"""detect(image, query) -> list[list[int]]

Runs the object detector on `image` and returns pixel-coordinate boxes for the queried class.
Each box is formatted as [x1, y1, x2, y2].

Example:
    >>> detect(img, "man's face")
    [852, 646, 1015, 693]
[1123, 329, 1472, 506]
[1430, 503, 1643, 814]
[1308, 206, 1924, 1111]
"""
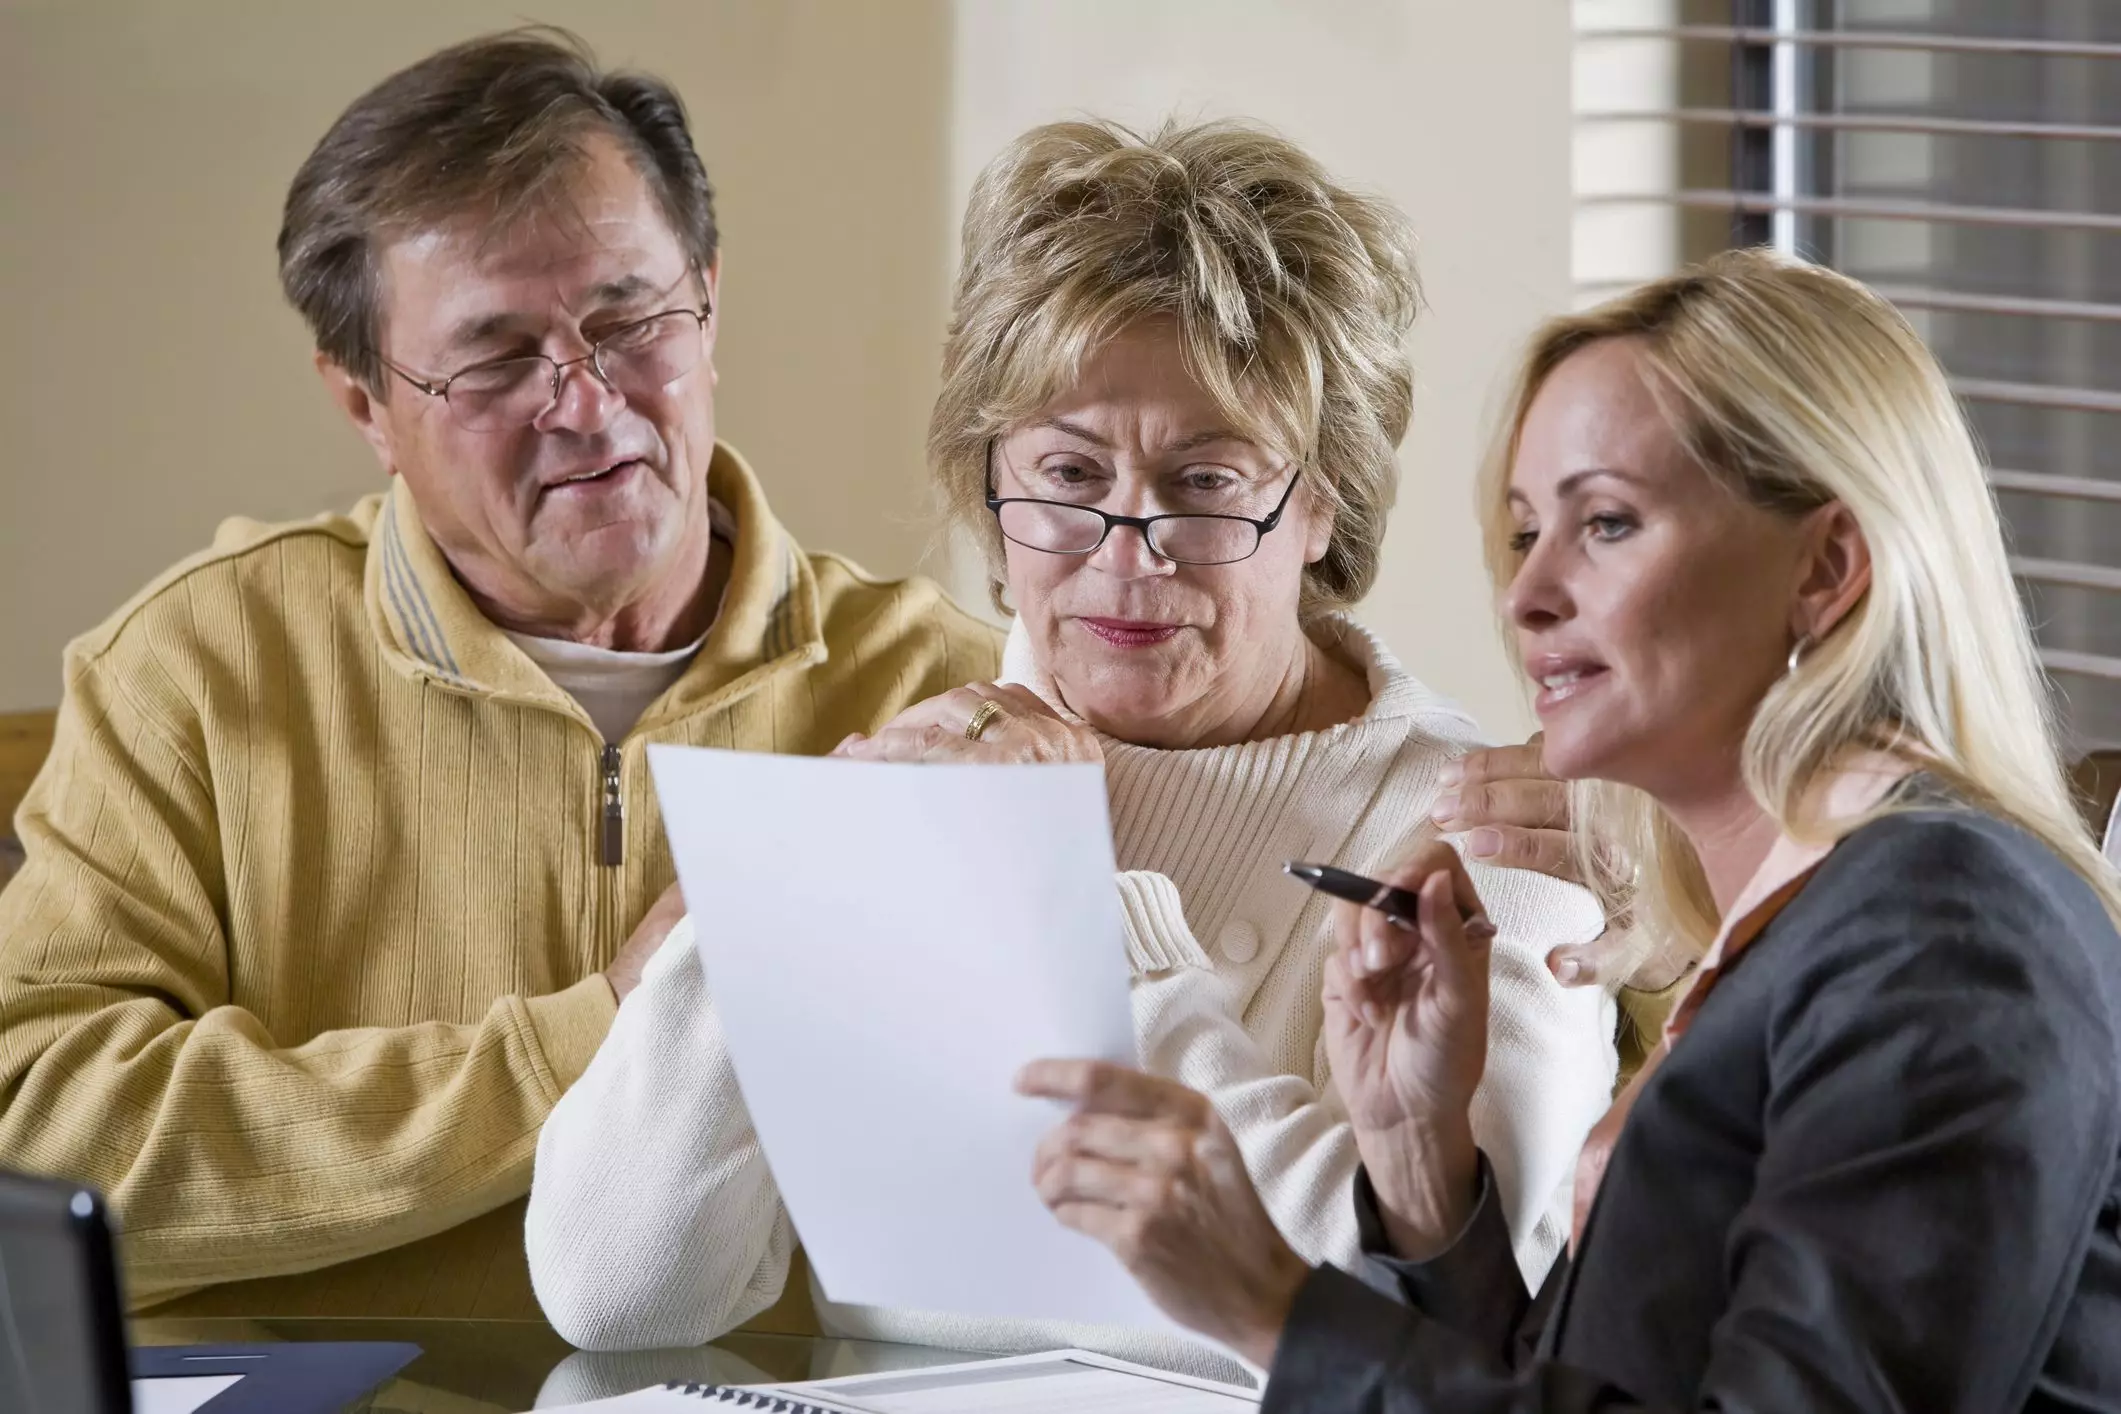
[326, 130, 721, 639]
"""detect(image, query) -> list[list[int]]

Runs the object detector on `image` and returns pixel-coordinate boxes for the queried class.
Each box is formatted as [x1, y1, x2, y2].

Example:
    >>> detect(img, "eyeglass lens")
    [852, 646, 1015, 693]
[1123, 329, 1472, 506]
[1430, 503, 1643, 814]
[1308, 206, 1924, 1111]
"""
[993, 501, 1262, 565]
[443, 311, 705, 430]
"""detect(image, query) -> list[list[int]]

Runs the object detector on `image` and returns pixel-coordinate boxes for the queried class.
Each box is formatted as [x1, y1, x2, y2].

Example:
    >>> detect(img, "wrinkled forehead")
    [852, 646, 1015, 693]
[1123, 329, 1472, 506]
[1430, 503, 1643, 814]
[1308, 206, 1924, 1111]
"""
[996, 313, 1305, 464]
[374, 139, 692, 356]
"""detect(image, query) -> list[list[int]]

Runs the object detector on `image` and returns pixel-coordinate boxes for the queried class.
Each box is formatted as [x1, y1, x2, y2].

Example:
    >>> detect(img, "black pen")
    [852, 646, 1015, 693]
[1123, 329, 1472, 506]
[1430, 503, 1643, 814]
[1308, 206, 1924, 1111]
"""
[1284, 861, 1497, 941]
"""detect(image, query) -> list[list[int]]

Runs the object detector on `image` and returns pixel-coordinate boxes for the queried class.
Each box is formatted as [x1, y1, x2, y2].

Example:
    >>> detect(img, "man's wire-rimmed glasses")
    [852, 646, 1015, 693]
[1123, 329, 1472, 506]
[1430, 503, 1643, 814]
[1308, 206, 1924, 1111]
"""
[379, 291, 713, 431]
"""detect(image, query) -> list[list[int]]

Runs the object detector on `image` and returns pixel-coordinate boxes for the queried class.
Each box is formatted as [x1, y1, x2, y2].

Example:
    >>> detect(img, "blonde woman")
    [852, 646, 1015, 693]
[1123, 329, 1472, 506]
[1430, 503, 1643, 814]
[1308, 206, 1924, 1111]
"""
[526, 119, 1618, 1374]
[1021, 250, 2121, 1407]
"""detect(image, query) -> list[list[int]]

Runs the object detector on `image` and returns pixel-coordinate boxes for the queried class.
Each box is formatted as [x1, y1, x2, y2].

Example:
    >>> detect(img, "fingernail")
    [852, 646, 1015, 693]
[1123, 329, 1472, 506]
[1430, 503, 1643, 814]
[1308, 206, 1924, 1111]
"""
[1364, 937, 1387, 972]
[1552, 956, 1583, 983]
[1467, 827, 1502, 858]
[1429, 791, 1459, 824]
[1438, 761, 1462, 787]
[1463, 914, 1497, 943]
[1385, 913, 1417, 932]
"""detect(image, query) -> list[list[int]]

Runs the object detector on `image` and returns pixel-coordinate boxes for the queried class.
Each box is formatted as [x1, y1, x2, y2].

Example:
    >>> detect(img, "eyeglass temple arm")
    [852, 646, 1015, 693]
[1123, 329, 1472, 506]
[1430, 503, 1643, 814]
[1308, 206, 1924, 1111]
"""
[380, 360, 445, 398]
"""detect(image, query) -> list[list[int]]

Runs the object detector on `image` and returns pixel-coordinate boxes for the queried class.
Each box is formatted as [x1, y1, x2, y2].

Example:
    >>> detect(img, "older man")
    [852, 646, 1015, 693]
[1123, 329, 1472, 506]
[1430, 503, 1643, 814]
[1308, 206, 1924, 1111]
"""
[0, 29, 998, 1318]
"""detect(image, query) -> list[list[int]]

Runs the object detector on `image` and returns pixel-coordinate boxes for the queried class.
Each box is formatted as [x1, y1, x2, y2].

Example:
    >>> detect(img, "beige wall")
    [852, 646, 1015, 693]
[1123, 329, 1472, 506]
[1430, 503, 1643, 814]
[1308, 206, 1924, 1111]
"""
[3, 1, 1572, 737]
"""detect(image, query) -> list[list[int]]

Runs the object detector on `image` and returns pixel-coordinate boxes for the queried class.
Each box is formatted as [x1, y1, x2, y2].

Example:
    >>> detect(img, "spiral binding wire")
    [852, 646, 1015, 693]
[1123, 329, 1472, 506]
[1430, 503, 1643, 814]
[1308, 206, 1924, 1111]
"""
[663, 1380, 840, 1412]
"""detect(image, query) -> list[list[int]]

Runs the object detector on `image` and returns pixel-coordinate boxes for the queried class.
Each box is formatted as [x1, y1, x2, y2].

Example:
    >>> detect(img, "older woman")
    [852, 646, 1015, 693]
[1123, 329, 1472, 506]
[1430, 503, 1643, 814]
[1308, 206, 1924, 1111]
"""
[1023, 250, 2121, 1407]
[524, 118, 1616, 1372]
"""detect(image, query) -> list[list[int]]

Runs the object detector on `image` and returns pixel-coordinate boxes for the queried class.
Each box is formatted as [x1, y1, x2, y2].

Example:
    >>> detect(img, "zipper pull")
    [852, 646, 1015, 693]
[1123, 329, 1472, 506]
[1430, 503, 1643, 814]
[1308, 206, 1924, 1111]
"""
[600, 744, 625, 868]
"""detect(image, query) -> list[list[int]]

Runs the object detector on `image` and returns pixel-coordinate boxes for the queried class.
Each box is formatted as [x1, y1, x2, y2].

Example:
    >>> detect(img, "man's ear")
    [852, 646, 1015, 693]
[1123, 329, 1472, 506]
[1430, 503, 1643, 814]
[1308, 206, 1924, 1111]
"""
[698, 252, 723, 368]
[316, 351, 397, 475]
[1793, 500, 1872, 644]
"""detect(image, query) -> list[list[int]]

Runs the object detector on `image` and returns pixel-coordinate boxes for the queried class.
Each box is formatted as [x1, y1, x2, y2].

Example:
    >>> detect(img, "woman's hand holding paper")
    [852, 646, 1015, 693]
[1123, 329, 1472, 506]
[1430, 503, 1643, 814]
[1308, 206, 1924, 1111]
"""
[1013, 1059, 1308, 1370]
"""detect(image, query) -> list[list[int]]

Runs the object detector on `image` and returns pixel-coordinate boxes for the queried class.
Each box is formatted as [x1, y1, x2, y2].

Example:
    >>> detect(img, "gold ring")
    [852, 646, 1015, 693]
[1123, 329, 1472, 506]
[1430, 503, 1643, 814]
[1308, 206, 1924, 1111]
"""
[964, 699, 1005, 742]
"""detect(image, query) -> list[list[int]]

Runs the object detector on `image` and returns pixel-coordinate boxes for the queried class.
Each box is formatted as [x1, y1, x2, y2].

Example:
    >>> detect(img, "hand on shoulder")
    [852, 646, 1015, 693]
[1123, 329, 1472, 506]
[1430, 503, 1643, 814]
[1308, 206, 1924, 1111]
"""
[1430, 733, 1578, 882]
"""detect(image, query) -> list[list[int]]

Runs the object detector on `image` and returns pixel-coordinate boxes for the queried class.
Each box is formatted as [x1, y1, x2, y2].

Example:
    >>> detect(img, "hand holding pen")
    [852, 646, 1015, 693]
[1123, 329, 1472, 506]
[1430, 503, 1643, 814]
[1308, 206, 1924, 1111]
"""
[1285, 842, 1494, 1075]
[1285, 843, 1492, 1256]
[1284, 861, 1497, 945]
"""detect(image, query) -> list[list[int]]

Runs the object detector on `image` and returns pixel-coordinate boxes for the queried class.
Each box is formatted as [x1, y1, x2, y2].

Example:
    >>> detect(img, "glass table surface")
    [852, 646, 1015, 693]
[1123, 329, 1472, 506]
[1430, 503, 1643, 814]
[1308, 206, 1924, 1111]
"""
[130, 1317, 988, 1414]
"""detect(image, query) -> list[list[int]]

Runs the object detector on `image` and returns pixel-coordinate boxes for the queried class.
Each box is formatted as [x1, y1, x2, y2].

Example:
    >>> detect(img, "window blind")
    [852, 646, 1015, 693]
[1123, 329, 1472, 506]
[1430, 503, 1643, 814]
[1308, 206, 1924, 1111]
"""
[1574, 1, 2121, 756]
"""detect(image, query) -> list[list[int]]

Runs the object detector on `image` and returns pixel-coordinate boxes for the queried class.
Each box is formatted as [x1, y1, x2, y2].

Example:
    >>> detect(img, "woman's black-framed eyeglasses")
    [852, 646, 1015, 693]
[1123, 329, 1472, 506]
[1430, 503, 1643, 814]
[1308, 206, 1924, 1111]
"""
[984, 443, 1303, 567]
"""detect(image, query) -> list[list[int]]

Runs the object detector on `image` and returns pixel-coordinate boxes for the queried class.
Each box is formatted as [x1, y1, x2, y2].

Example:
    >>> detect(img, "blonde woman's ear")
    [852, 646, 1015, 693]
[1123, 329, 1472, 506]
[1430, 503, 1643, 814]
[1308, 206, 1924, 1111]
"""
[1793, 501, 1873, 645]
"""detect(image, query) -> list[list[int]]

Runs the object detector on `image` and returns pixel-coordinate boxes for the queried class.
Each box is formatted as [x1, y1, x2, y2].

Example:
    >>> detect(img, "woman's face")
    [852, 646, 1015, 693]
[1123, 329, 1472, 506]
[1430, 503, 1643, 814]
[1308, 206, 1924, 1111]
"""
[996, 319, 1333, 748]
[1503, 338, 1821, 802]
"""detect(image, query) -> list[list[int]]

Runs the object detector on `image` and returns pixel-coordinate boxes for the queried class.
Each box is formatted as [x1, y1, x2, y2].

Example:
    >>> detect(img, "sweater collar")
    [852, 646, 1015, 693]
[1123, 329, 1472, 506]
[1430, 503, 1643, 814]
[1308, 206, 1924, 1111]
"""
[998, 611, 1476, 745]
[364, 440, 823, 727]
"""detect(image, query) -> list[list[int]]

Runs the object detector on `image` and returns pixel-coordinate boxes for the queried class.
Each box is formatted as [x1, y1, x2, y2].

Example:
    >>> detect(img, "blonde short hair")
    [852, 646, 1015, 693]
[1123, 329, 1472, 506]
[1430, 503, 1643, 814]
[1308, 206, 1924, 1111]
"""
[930, 118, 1420, 614]
[1478, 249, 2121, 972]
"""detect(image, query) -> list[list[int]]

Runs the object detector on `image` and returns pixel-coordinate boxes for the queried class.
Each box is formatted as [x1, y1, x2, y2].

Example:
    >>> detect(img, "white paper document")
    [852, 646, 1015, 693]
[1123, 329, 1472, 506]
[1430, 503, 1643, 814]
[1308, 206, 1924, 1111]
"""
[648, 748, 1173, 1336]
[129, 1374, 245, 1414]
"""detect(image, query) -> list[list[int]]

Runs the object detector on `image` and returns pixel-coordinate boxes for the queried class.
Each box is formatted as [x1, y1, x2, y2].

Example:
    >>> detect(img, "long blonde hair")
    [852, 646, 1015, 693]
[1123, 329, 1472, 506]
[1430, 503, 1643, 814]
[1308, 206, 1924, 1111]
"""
[1478, 249, 2121, 965]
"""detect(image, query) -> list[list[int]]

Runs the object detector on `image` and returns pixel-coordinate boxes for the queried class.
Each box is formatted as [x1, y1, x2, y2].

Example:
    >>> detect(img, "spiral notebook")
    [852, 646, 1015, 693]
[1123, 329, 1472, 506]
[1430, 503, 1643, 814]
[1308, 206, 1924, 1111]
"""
[534, 1349, 1261, 1414]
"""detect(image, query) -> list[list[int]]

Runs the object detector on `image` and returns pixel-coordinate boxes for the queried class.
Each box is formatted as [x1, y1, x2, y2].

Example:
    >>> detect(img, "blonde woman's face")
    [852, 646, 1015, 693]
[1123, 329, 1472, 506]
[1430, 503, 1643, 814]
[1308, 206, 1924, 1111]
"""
[1503, 339, 1814, 799]
[994, 319, 1333, 748]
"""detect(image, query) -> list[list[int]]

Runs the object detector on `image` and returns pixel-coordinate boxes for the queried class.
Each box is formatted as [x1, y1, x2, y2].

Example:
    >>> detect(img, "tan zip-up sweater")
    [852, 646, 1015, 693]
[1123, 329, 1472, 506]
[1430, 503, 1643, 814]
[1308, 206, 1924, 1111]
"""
[0, 444, 1000, 1317]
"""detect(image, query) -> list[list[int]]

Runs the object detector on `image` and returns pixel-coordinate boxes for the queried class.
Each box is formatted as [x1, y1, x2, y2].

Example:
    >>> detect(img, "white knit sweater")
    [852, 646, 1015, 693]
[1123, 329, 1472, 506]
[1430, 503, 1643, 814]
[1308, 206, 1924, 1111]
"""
[526, 616, 1616, 1375]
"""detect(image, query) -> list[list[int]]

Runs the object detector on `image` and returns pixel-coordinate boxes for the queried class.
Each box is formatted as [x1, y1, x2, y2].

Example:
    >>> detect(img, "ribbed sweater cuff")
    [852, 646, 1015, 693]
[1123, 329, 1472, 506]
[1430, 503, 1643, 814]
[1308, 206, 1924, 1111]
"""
[521, 975, 619, 1098]
[1115, 871, 1213, 976]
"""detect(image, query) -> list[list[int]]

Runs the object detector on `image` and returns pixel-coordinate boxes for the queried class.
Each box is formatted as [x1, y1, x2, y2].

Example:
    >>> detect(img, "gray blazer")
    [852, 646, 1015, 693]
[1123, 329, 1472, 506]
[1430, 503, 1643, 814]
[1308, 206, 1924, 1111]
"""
[1265, 807, 2121, 1411]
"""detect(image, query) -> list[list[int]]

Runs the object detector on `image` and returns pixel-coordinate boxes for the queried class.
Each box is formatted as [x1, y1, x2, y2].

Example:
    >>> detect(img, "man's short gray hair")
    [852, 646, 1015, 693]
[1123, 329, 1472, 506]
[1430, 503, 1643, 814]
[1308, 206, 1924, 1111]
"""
[278, 26, 718, 392]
